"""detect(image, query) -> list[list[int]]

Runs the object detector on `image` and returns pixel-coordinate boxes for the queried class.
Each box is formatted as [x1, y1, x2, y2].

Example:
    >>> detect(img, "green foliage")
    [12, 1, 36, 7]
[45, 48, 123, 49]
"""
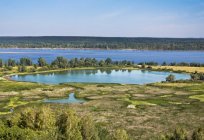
[80, 116, 100, 140]
[17, 107, 55, 131]
[191, 72, 204, 81]
[38, 66, 49, 71]
[0, 80, 43, 92]
[98, 60, 105, 67]
[192, 128, 204, 140]
[20, 58, 33, 66]
[7, 59, 16, 67]
[4, 66, 13, 71]
[56, 111, 82, 140]
[0, 59, 3, 67]
[51, 56, 69, 68]
[0, 106, 119, 140]
[38, 57, 47, 67]
[105, 58, 112, 65]
[161, 128, 204, 140]
[161, 128, 187, 140]
[0, 37, 204, 50]
[18, 65, 27, 72]
[111, 129, 130, 140]
[28, 67, 36, 72]
[166, 74, 175, 82]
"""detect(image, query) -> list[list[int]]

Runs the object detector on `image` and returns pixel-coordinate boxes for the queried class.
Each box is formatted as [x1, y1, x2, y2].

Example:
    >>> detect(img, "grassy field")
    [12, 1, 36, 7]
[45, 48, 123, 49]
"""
[0, 67, 204, 139]
[1, 80, 202, 139]
[152, 65, 204, 73]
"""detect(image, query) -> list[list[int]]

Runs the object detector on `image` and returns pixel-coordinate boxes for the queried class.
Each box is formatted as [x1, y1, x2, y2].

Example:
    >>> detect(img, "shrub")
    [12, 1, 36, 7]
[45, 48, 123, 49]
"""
[192, 128, 204, 140]
[111, 129, 130, 140]
[191, 72, 204, 81]
[166, 74, 175, 82]
[18, 66, 27, 72]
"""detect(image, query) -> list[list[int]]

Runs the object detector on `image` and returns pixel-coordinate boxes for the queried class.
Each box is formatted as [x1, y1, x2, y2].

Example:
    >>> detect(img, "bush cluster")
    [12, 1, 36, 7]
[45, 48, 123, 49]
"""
[0, 106, 130, 140]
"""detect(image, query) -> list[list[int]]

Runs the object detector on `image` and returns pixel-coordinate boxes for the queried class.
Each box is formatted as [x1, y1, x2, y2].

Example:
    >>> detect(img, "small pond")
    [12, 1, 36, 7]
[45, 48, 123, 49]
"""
[11, 69, 190, 85]
[44, 93, 85, 104]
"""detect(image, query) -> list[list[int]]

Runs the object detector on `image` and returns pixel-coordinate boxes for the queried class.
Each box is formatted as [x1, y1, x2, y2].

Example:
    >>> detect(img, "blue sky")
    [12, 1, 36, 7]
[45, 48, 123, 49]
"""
[0, 0, 204, 37]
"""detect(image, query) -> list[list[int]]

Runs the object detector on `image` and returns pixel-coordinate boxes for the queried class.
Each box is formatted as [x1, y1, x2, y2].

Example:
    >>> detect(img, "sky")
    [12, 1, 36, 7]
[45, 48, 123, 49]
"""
[0, 0, 204, 37]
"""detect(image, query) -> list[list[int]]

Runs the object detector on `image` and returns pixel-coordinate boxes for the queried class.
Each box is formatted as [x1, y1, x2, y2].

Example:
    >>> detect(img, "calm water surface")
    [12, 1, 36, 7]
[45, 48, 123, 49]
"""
[44, 93, 85, 104]
[11, 69, 190, 84]
[0, 49, 204, 64]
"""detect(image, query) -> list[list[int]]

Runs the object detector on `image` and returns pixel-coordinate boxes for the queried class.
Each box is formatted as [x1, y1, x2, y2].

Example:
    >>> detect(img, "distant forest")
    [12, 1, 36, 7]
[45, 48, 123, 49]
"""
[0, 36, 204, 50]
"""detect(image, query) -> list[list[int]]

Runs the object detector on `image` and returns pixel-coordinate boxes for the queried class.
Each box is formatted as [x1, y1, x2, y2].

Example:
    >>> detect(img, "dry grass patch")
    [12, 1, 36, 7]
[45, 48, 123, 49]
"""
[153, 66, 204, 73]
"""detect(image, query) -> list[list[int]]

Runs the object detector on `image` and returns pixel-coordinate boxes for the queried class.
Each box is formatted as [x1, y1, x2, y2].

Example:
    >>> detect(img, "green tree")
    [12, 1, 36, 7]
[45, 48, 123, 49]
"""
[38, 57, 47, 67]
[20, 58, 33, 66]
[0, 59, 3, 67]
[51, 57, 68, 68]
[7, 59, 16, 67]
[105, 58, 112, 65]
[91, 58, 98, 67]
[99, 60, 105, 67]
[166, 74, 175, 82]
[18, 65, 27, 72]
[84, 58, 92, 67]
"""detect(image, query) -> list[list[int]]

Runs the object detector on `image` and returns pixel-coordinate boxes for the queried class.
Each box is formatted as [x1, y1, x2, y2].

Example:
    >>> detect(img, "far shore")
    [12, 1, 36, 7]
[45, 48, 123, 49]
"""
[0, 47, 204, 51]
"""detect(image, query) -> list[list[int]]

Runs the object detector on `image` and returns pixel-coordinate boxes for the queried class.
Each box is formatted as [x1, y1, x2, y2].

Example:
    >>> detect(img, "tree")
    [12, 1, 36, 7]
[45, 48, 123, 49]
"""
[38, 57, 47, 67]
[84, 58, 92, 67]
[105, 58, 112, 65]
[51, 57, 68, 68]
[18, 65, 27, 72]
[20, 58, 33, 66]
[0, 59, 3, 68]
[99, 60, 105, 67]
[7, 59, 16, 67]
[166, 74, 175, 82]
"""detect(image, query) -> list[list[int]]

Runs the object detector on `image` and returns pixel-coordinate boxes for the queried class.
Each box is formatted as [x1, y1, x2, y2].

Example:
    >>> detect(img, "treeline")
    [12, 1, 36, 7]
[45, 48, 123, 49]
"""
[0, 57, 134, 72]
[0, 37, 204, 50]
[0, 106, 130, 140]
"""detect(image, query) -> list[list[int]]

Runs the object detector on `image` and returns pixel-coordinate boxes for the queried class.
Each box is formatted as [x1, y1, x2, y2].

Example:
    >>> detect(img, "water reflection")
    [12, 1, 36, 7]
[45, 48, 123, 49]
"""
[11, 69, 190, 85]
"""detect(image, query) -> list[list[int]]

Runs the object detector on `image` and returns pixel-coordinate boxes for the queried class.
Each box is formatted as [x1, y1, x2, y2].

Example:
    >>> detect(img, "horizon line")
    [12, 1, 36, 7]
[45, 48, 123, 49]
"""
[0, 36, 204, 39]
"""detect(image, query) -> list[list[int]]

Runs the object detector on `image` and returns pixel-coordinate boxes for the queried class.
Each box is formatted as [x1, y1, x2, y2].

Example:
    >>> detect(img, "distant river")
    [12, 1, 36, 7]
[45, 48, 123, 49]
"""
[0, 48, 204, 64]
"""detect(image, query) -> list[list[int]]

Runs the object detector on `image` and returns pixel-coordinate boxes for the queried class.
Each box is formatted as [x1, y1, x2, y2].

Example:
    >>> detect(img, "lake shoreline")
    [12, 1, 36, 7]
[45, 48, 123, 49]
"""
[8, 68, 190, 85]
[1, 47, 204, 51]
[1, 66, 195, 83]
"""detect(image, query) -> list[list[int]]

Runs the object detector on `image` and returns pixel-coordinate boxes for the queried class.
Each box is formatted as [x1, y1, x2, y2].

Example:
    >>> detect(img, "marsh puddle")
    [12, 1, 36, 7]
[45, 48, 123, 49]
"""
[44, 93, 85, 104]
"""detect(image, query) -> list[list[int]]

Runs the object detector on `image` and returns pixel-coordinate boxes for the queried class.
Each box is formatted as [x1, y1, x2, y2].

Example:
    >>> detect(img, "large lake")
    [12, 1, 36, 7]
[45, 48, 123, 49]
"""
[11, 69, 190, 84]
[0, 49, 204, 64]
